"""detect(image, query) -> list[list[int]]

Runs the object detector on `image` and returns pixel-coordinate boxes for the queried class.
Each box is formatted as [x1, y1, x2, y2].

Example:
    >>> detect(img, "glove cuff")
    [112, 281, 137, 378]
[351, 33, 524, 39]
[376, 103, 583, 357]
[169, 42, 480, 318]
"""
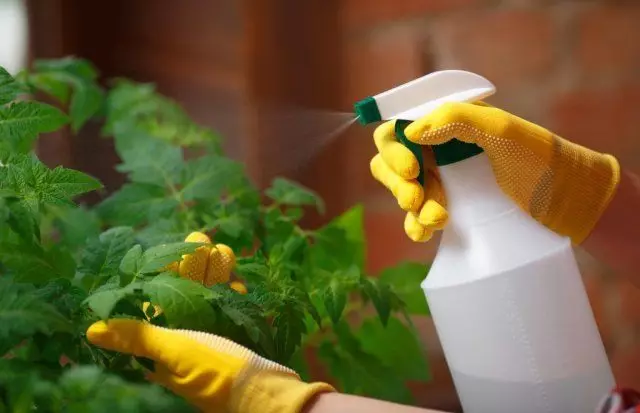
[232, 371, 335, 413]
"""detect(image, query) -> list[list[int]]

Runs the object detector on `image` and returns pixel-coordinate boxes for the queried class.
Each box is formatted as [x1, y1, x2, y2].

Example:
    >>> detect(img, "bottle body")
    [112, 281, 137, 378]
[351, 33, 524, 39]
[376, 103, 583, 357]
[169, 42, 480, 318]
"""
[422, 153, 614, 413]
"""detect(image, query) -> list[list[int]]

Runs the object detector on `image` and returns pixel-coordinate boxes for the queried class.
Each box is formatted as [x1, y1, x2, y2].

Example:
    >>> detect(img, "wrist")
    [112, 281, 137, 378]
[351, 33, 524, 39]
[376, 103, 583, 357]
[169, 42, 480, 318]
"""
[232, 372, 335, 413]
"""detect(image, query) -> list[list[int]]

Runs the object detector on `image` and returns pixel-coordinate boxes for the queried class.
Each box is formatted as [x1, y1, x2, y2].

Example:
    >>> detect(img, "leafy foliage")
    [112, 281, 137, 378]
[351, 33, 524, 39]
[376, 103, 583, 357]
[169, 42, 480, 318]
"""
[0, 57, 433, 411]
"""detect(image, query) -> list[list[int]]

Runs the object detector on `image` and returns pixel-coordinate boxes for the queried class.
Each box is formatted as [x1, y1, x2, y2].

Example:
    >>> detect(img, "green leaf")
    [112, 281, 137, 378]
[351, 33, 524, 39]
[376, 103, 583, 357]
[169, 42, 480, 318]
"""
[48, 204, 101, 250]
[0, 66, 22, 105]
[112, 128, 182, 187]
[323, 279, 348, 325]
[179, 155, 243, 201]
[0, 278, 72, 355]
[318, 323, 414, 404]
[138, 242, 203, 273]
[143, 273, 216, 330]
[32, 278, 88, 322]
[84, 286, 134, 320]
[77, 227, 136, 289]
[0, 101, 68, 153]
[378, 261, 430, 315]
[135, 217, 188, 247]
[272, 299, 306, 364]
[30, 57, 103, 131]
[265, 177, 325, 213]
[0, 153, 102, 215]
[97, 183, 178, 226]
[0, 241, 76, 283]
[357, 317, 430, 381]
[360, 277, 393, 326]
[119, 244, 144, 279]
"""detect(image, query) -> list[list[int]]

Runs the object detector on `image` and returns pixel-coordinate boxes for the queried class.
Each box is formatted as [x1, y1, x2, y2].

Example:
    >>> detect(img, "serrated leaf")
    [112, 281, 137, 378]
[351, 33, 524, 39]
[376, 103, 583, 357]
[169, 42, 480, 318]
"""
[77, 227, 136, 289]
[139, 242, 202, 273]
[179, 155, 243, 201]
[265, 177, 325, 213]
[360, 277, 392, 326]
[0, 153, 102, 215]
[0, 101, 68, 153]
[113, 127, 182, 187]
[32, 278, 88, 321]
[318, 322, 414, 404]
[273, 300, 306, 364]
[144, 273, 216, 330]
[0, 66, 22, 105]
[378, 261, 430, 315]
[0, 278, 72, 355]
[97, 183, 178, 226]
[357, 317, 430, 382]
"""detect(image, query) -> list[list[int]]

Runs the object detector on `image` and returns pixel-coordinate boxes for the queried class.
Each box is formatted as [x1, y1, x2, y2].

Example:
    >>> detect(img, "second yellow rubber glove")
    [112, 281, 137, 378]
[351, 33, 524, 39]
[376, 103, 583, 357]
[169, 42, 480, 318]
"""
[87, 319, 335, 413]
[370, 102, 620, 245]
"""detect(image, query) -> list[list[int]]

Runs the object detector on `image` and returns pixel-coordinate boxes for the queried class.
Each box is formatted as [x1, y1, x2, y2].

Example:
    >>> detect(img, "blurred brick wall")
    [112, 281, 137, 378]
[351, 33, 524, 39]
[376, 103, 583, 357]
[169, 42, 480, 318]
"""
[337, 0, 640, 410]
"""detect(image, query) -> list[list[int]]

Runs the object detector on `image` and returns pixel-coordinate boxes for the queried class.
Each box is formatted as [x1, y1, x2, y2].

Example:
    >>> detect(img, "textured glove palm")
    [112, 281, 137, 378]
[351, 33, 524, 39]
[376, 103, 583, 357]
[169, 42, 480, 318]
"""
[370, 102, 620, 244]
[86, 319, 334, 413]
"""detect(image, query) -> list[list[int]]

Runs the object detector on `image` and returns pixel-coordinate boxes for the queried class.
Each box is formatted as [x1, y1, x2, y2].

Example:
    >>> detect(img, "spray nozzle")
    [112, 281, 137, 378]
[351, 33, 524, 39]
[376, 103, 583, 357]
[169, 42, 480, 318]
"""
[353, 70, 496, 181]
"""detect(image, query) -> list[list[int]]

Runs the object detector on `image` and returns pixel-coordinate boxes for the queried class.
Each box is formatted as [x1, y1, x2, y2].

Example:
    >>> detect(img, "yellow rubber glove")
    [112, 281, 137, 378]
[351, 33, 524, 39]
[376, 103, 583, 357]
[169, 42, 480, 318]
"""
[86, 319, 335, 413]
[370, 102, 621, 245]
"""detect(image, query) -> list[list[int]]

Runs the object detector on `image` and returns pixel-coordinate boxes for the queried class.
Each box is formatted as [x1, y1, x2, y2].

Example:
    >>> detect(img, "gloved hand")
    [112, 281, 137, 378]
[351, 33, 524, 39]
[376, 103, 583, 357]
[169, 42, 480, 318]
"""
[86, 319, 335, 413]
[370, 102, 621, 244]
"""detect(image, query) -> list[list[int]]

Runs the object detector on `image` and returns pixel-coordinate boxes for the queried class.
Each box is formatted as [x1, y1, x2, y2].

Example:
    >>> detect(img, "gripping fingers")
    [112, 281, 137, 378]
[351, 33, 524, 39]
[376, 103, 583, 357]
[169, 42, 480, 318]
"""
[370, 154, 424, 212]
[404, 212, 433, 242]
[373, 121, 421, 179]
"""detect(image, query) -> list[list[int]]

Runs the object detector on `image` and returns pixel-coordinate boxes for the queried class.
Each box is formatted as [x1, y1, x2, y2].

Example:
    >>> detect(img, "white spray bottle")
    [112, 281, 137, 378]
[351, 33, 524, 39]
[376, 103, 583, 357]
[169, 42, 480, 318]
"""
[354, 70, 615, 413]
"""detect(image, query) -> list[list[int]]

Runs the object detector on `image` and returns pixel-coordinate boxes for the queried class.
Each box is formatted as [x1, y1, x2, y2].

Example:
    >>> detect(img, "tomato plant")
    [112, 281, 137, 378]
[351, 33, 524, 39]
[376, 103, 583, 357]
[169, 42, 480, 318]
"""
[0, 57, 432, 412]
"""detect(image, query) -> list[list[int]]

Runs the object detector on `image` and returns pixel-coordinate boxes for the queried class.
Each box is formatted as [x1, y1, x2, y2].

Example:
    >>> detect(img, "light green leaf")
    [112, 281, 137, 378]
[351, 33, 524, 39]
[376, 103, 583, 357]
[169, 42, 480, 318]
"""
[357, 317, 430, 381]
[139, 242, 203, 273]
[144, 273, 216, 330]
[135, 217, 188, 248]
[97, 183, 178, 226]
[265, 177, 325, 213]
[0, 153, 102, 215]
[378, 261, 430, 315]
[0, 101, 68, 153]
[113, 127, 182, 187]
[84, 284, 136, 320]
[179, 155, 243, 201]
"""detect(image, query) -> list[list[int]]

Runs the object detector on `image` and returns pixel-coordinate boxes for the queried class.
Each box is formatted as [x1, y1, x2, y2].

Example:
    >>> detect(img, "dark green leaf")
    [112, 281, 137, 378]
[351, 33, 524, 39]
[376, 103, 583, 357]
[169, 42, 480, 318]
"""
[0, 66, 22, 105]
[135, 217, 188, 248]
[323, 279, 347, 325]
[272, 299, 306, 364]
[139, 242, 202, 273]
[0, 278, 72, 355]
[32, 278, 87, 321]
[360, 277, 392, 326]
[0, 241, 75, 283]
[97, 183, 178, 226]
[357, 317, 430, 381]
[265, 177, 325, 213]
[77, 227, 136, 289]
[378, 261, 430, 315]
[48, 204, 101, 250]
[0, 101, 68, 153]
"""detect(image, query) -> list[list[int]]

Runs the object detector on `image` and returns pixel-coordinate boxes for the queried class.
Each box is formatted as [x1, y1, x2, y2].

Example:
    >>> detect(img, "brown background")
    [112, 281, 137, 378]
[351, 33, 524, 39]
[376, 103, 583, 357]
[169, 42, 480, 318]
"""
[25, 0, 640, 411]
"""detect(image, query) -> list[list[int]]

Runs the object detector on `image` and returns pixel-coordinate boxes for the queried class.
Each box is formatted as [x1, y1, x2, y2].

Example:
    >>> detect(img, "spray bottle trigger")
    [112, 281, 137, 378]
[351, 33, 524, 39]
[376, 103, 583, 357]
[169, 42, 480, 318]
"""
[395, 119, 425, 187]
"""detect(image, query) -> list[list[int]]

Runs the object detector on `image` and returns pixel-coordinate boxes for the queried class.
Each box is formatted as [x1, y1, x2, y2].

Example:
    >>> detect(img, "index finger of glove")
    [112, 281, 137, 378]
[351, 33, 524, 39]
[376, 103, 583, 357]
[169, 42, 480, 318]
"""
[373, 120, 421, 180]
[86, 319, 193, 369]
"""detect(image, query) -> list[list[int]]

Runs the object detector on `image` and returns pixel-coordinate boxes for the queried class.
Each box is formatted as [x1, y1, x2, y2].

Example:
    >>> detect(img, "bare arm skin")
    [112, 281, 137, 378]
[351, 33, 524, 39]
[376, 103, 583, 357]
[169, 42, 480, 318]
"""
[582, 169, 640, 285]
[303, 392, 449, 413]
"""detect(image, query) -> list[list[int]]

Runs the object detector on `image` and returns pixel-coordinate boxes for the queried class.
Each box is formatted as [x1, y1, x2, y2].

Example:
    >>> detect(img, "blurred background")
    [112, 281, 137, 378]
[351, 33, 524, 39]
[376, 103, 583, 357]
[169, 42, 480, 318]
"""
[2, 0, 639, 410]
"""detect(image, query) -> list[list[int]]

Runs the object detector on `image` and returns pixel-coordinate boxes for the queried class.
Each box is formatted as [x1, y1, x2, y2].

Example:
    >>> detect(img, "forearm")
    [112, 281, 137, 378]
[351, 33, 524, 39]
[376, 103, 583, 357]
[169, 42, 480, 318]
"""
[583, 168, 640, 284]
[303, 392, 449, 413]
